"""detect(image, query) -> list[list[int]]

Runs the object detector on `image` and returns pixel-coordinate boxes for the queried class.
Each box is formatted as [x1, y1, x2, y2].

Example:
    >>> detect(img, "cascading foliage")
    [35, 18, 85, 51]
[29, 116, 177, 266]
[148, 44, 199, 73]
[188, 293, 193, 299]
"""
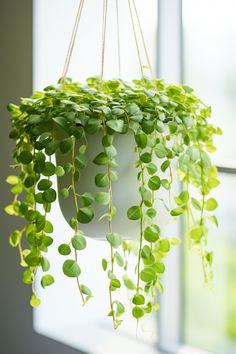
[6, 77, 221, 328]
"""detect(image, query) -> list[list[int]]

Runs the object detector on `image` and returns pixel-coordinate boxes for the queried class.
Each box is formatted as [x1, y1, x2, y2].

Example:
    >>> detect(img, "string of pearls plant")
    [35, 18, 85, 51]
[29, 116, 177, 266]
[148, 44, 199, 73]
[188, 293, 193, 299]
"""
[6, 77, 221, 328]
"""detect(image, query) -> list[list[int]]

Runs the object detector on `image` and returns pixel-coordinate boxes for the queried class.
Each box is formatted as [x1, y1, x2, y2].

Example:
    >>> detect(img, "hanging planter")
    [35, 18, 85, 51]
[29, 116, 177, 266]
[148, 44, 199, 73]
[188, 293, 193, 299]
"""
[6, 0, 221, 329]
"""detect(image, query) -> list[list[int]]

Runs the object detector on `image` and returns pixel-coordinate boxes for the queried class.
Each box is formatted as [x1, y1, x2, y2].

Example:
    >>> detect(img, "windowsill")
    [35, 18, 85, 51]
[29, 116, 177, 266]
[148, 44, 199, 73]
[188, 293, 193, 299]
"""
[35, 320, 159, 354]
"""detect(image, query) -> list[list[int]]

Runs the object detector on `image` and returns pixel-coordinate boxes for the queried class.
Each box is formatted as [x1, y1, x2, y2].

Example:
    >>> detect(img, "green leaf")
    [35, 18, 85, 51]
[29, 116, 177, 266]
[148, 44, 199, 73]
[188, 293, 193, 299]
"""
[110, 278, 121, 290]
[55, 166, 65, 177]
[58, 243, 71, 255]
[95, 173, 109, 187]
[179, 190, 189, 204]
[63, 259, 81, 277]
[132, 294, 145, 305]
[25, 252, 40, 266]
[146, 162, 157, 175]
[77, 206, 94, 223]
[41, 274, 54, 288]
[9, 230, 22, 247]
[132, 306, 145, 319]
[190, 227, 203, 241]
[75, 154, 87, 170]
[114, 251, 124, 266]
[113, 300, 125, 316]
[139, 186, 152, 206]
[105, 145, 117, 158]
[95, 192, 109, 205]
[191, 197, 201, 211]
[168, 121, 178, 134]
[93, 152, 110, 165]
[60, 137, 73, 154]
[135, 133, 147, 148]
[127, 205, 141, 220]
[72, 234, 86, 250]
[170, 237, 181, 246]
[155, 144, 167, 159]
[37, 179, 52, 191]
[144, 224, 160, 242]
[170, 207, 184, 216]
[42, 188, 57, 203]
[6, 175, 19, 185]
[42, 162, 55, 176]
[102, 258, 108, 271]
[106, 232, 122, 248]
[40, 257, 50, 272]
[141, 245, 152, 259]
[123, 275, 135, 290]
[148, 176, 161, 190]
[106, 119, 124, 133]
[30, 293, 41, 307]
[205, 198, 218, 211]
[22, 269, 34, 284]
[158, 239, 170, 252]
[146, 208, 157, 219]
[102, 134, 113, 147]
[18, 150, 33, 164]
[60, 188, 69, 199]
[161, 160, 170, 172]
[80, 192, 94, 207]
[140, 152, 152, 163]
[161, 179, 170, 190]
[140, 267, 156, 282]
[153, 262, 165, 273]
[44, 220, 54, 233]
[80, 284, 92, 296]
[112, 108, 124, 116]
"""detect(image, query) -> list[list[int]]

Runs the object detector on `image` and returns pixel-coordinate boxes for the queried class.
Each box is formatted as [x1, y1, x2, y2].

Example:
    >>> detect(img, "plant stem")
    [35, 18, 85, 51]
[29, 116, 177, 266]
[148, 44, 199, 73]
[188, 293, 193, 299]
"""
[136, 149, 145, 292]
[107, 163, 116, 329]
[71, 138, 85, 305]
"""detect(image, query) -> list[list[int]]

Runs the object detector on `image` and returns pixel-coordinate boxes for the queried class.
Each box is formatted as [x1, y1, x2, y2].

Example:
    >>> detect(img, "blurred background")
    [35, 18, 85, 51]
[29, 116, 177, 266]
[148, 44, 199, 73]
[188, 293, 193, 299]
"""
[0, 1, 235, 354]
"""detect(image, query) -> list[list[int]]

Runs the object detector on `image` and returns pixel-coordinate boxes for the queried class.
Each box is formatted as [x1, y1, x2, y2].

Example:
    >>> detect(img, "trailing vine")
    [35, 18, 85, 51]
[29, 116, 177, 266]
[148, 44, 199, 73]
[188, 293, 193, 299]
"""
[6, 77, 221, 327]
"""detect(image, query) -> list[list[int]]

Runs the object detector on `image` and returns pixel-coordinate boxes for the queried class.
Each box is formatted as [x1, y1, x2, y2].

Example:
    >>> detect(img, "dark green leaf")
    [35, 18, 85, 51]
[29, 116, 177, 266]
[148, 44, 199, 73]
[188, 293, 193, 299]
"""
[127, 205, 141, 220]
[58, 243, 71, 255]
[77, 206, 94, 223]
[148, 176, 161, 190]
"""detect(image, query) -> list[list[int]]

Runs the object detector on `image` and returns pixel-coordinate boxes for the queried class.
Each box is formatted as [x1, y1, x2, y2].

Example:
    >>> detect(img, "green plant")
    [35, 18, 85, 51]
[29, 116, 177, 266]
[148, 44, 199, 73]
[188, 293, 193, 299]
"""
[6, 76, 221, 328]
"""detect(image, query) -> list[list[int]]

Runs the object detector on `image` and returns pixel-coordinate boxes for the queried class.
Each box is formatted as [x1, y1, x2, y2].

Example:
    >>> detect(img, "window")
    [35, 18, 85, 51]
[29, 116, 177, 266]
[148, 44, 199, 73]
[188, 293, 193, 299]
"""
[183, 1, 236, 353]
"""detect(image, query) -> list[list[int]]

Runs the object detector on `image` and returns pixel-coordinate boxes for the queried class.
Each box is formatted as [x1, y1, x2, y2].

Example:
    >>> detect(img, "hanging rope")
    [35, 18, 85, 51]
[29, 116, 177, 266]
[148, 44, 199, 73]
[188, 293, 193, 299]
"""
[132, 0, 154, 78]
[127, 0, 144, 77]
[116, 0, 121, 77]
[60, 0, 85, 84]
[101, 0, 108, 80]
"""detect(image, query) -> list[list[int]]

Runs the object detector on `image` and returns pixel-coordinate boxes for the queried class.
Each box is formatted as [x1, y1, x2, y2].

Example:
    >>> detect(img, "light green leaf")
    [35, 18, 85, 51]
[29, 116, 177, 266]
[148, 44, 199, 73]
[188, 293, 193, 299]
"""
[106, 232, 122, 248]
[63, 259, 81, 277]
[132, 306, 145, 319]
[205, 198, 218, 211]
[41, 274, 54, 288]
[72, 234, 86, 250]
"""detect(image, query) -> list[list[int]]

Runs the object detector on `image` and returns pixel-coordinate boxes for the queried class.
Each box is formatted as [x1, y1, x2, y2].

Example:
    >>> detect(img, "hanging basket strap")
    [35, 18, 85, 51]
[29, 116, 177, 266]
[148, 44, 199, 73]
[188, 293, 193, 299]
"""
[60, 0, 85, 84]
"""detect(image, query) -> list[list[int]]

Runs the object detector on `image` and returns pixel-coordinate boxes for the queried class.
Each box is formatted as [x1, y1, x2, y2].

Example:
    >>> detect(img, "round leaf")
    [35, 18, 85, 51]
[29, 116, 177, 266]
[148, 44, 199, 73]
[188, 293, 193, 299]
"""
[72, 234, 86, 250]
[63, 259, 81, 277]
[127, 205, 141, 220]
